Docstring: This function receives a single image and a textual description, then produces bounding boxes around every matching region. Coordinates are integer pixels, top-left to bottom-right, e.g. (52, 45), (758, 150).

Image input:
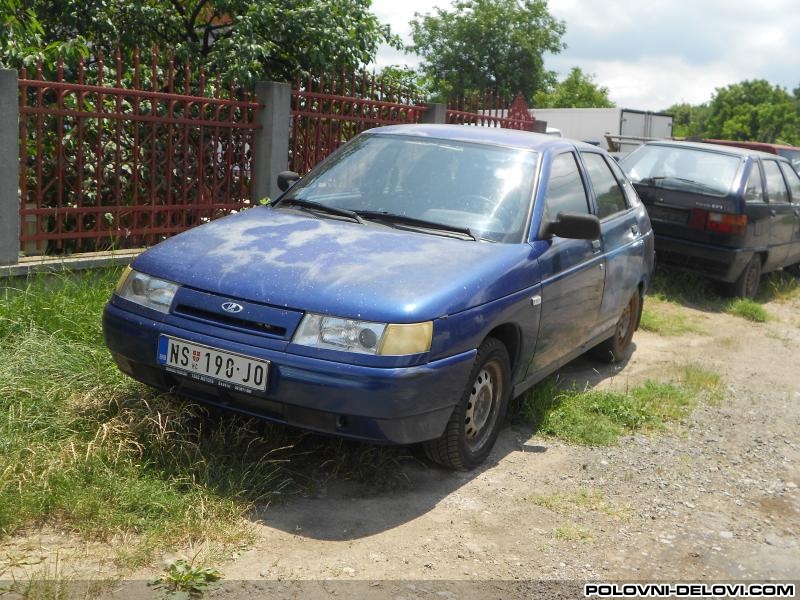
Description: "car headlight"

(293, 313), (432, 355)
(114, 267), (179, 314)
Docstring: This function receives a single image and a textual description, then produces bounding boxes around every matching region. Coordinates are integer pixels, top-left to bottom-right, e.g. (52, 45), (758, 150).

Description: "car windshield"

(280, 134), (539, 243)
(777, 149), (800, 175)
(622, 145), (742, 197)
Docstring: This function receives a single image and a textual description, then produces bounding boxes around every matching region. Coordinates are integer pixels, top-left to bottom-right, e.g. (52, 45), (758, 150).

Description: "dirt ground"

(4, 293), (799, 595)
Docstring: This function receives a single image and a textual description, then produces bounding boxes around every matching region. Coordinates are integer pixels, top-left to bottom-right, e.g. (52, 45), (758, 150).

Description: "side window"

(744, 163), (765, 203)
(607, 156), (642, 207)
(778, 161), (800, 202)
(763, 160), (789, 203)
(581, 152), (628, 219)
(543, 152), (589, 224)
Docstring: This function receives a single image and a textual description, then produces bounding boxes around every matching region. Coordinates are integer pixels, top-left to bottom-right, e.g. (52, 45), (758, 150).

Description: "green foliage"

(639, 299), (705, 336)
(706, 80), (799, 145)
(1, 0), (399, 86)
(667, 101), (711, 138)
(726, 298), (769, 323)
(533, 67), (614, 108)
(408, 0), (565, 101)
(521, 366), (720, 445)
(151, 559), (222, 599)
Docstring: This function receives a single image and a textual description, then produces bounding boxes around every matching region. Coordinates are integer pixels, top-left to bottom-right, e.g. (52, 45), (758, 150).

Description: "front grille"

(174, 304), (287, 337)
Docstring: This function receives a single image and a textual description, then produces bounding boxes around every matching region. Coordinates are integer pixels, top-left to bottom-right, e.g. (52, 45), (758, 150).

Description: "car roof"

(368, 123), (602, 153)
(639, 139), (784, 160)
(704, 139), (800, 152)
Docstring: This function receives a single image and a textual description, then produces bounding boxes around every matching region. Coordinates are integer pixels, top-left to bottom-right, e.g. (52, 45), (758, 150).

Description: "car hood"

(132, 207), (542, 322)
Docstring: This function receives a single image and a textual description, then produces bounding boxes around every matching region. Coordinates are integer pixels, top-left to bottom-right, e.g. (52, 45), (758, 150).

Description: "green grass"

(521, 365), (723, 446)
(639, 299), (705, 336)
(726, 298), (769, 322)
(757, 271), (800, 304)
(528, 488), (631, 521)
(552, 524), (592, 543)
(649, 267), (783, 322)
(0, 269), (412, 568)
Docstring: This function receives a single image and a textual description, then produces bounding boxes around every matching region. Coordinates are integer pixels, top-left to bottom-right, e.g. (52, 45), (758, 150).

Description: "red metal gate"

(18, 48), (260, 254)
(290, 72), (427, 174)
(448, 92), (534, 130)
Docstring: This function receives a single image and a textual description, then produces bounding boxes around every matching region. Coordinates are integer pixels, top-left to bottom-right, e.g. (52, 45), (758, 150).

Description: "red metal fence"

(289, 72), (428, 174)
(18, 48), (260, 254)
(15, 53), (539, 257)
(448, 92), (534, 130)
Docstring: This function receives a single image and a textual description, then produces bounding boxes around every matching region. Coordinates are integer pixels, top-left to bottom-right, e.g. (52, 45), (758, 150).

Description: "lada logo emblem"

(221, 302), (244, 314)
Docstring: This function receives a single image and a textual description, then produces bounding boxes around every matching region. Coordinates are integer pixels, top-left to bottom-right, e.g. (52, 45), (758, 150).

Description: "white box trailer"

(531, 108), (673, 154)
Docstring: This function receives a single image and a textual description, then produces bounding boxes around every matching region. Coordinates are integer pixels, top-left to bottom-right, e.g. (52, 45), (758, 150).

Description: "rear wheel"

(423, 338), (510, 471)
(786, 263), (800, 277)
(591, 289), (641, 363)
(724, 255), (762, 299)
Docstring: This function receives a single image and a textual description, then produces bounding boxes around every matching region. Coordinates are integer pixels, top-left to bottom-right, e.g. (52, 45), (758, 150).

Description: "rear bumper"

(654, 235), (752, 282)
(103, 302), (476, 445)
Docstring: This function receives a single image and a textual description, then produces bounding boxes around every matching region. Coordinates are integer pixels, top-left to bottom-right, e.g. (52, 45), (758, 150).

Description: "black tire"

(423, 338), (510, 471)
(591, 288), (641, 363)
(724, 255), (762, 299)
(786, 263), (800, 277)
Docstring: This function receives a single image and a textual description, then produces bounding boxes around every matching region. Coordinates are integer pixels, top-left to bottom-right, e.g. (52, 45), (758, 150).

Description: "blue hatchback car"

(104, 124), (654, 470)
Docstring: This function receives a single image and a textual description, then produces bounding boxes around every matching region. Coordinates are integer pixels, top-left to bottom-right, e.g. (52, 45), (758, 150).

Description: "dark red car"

(704, 140), (800, 176)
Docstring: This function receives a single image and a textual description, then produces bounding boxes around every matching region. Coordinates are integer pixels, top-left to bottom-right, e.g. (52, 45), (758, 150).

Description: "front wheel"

(591, 289), (641, 363)
(423, 338), (510, 470)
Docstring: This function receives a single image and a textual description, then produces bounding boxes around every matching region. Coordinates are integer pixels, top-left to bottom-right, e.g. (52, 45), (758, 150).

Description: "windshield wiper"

(273, 197), (364, 224)
(354, 210), (479, 241)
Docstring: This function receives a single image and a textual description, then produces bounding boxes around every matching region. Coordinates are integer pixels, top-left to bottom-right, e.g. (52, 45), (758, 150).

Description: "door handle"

(794, 209), (800, 216)
(770, 209), (777, 217)
(631, 224), (640, 236)
(591, 239), (601, 253)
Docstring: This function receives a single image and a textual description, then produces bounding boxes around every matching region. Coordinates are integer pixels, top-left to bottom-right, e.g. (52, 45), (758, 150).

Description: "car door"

(778, 161), (800, 266)
(762, 159), (794, 269)
(527, 151), (605, 376)
(579, 151), (644, 335)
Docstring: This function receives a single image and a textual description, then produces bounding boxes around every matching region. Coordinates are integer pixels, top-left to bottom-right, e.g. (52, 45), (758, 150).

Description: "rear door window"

(763, 160), (790, 203)
(744, 163), (765, 203)
(581, 152), (628, 219)
(778, 161), (800, 201)
(543, 152), (590, 224)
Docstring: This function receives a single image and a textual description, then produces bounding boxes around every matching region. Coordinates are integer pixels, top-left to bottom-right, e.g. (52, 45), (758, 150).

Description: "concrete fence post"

(251, 81), (291, 204)
(0, 69), (19, 267)
(420, 103), (447, 124)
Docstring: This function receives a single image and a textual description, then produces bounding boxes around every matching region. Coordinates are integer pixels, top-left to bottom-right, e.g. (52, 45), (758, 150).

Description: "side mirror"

(545, 211), (601, 240)
(277, 171), (301, 192)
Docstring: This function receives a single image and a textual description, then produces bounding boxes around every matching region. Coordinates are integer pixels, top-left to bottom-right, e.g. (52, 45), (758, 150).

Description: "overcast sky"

(370, 0), (800, 111)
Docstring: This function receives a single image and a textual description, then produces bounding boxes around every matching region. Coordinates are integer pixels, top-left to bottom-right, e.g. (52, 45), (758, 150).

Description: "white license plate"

(157, 336), (269, 393)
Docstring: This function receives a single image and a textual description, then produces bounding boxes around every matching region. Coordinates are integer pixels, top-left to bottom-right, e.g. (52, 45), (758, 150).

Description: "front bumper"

(654, 235), (752, 283)
(103, 303), (476, 445)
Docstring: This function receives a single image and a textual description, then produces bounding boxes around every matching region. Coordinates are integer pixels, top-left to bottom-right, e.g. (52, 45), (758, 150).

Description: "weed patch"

(529, 488), (631, 521)
(552, 525), (592, 543)
(639, 299), (705, 336)
(726, 298), (769, 322)
(521, 366), (723, 446)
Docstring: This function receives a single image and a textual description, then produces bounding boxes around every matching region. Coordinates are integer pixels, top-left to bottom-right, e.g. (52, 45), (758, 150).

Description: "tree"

(408, 0), (565, 101)
(665, 102), (711, 138)
(532, 67), (613, 108)
(0, 0), (400, 86)
(706, 80), (799, 145)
